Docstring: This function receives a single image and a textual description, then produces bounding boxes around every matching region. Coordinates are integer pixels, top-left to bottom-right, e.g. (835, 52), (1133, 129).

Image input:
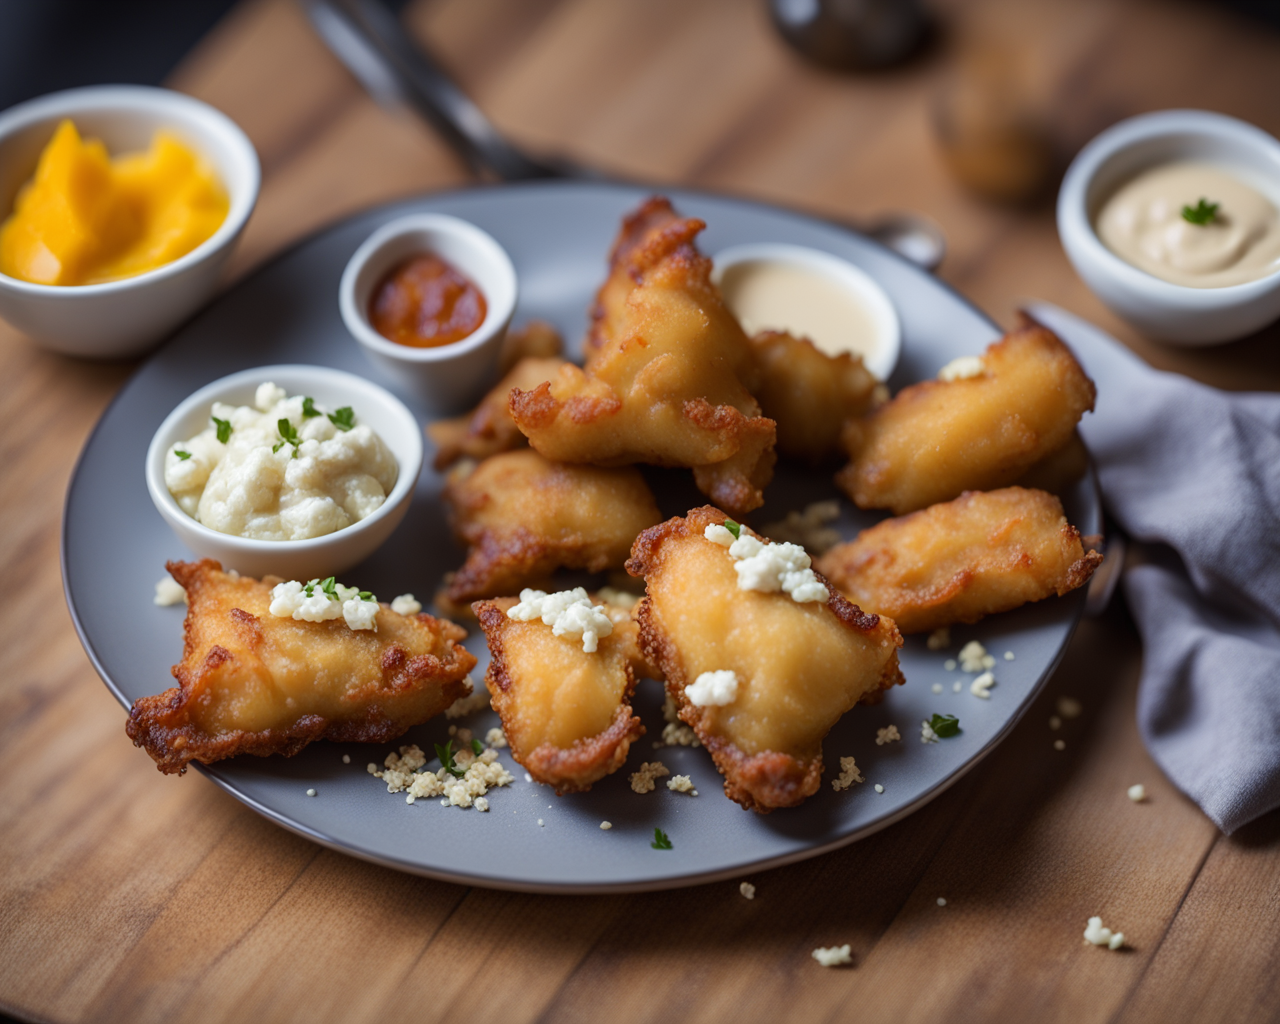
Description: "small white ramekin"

(145, 364), (423, 581)
(339, 213), (517, 413)
(1058, 109), (1280, 346)
(0, 85), (259, 358)
(711, 242), (901, 381)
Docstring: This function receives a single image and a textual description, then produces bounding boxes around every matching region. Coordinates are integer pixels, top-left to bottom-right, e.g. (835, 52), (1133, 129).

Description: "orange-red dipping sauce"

(369, 253), (487, 348)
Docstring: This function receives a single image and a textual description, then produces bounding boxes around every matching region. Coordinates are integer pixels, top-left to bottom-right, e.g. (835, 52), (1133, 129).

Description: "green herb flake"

(274, 418), (301, 458)
(301, 396), (321, 418)
(434, 740), (465, 779)
(723, 519), (742, 540)
(328, 406), (355, 431)
(211, 416), (232, 444)
(174, 449), (191, 461)
(319, 576), (338, 600)
(471, 738), (484, 756)
(1182, 198), (1220, 226)
(358, 590), (375, 602)
(929, 713), (961, 739)
(651, 827), (673, 850)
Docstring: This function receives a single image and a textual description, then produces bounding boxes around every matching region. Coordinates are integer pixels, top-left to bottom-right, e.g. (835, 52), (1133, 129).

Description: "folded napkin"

(1026, 302), (1280, 833)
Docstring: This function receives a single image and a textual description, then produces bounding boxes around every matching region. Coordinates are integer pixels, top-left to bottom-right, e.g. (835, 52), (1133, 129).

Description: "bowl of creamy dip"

(1058, 109), (1280, 345)
(145, 365), (422, 579)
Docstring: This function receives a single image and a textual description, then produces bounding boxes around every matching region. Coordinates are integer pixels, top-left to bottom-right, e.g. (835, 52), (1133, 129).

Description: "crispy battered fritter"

(815, 487), (1104, 634)
(1016, 429), (1090, 496)
(498, 319), (563, 375)
(837, 325), (1096, 514)
(127, 560), (476, 774)
(476, 598), (644, 794)
(442, 449), (662, 604)
(427, 356), (567, 470)
(509, 197), (776, 517)
(627, 507), (903, 813)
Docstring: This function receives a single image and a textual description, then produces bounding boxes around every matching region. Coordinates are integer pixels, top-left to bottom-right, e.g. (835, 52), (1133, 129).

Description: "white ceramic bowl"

(339, 213), (517, 413)
(145, 365), (423, 580)
(711, 242), (901, 380)
(0, 85), (259, 358)
(1058, 109), (1280, 346)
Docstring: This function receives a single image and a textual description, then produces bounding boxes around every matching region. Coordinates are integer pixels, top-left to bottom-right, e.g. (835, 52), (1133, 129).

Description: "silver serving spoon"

(303, 0), (945, 271)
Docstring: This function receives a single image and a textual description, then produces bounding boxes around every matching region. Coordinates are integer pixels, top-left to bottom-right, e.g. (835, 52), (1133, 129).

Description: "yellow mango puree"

(0, 120), (228, 286)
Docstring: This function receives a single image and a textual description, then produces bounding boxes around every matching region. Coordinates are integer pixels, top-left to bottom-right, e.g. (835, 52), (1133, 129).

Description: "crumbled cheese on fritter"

(831, 756), (863, 791)
(1058, 696), (1083, 718)
(876, 725), (901, 745)
(760, 500), (843, 555)
(705, 523), (736, 546)
(740, 881), (756, 900)
(687, 669), (739, 707)
(730, 535), (830, 603)
(595, 586), (640, 609)
(486, 727), (508, 749)
(390, 593), (421, 615)
(812, 945), (852, 967)
(921, 720), (939, 744)
(445, 675), (489, 718)
(630, 761), (670, 793)
(154, 577), (187, 606)
(653, 695), (700, 748)
(507, 587), (613, 652)
(970, 671), (995, 699)
(1084, 916), (1125, 950)
(926, 627), (951, 651)
(1128, 784), (1147, 802)
(667, 775), (696, 795)
(938, 355), (985, 381)
(370, 743), (513, 809)
(958, 640), (996, 672)
(269, 577), (379, 631)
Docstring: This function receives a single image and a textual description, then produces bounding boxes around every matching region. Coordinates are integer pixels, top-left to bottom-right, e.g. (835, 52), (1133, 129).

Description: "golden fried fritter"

(837, 325), (1096, 514)
(442, 449), (662, 604)
(427, 356), (567, 470)
(749, 330), (882, 461)
(627, 507), (903, 813)
(510, 197), (776, 517)
(1015, 429), (1090, 496)
(499, 319), (563, 374)
(127, 560), (476, 774)
(476, 597), (644, 794)
(815, 487), (1104, 634)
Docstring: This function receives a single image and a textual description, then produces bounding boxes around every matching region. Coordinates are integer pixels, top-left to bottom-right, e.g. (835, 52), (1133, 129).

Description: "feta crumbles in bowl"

(146, 365), (422, 579)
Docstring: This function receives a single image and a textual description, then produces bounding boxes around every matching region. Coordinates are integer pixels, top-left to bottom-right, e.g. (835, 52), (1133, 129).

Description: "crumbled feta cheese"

(931, 683), (944, 694)
(920, 720), (939, 744)
(342, 754), (350, 764)
(306, 788), (317, 797)
(537, 819), (544, 827)
(390, 593), (422, 615)
(1084, 916), (1125, 950)
(1058, 696), (1083, 718)
(704, 523), (737, 546)
(831, 756), (863, 791)
(370, 743), (513, 809)
(1054, 740), (1066, 751)
(268, 577), (380, 631)
(474, 797), (489, 812)
(595, 586), (640, 609)
(1004, 651), (1015, 661)
(446, 675), (490, 718)
(874, 784), (884, 793)
(485, 727), (508, 749)
(958, 640), (996, 672)
(812, 945), (853, 967)
(1049, 716), (1062, 730)
(970, 671), (995, 699)
(760, 500), (843, 555)
(255, 382), (286, 409)
(937, 898), (947, 906)
(944, 659), (957, 671)
(506, 587), (613, 652)
(927, 627), (951, 651)
(1128, 784), (1147, 802)
(600, 821), (613, 830)
(630, 761), (670, 794)
(938, 355), (985, 381)
(687, 669), (739, 707)
(740, 881), (756, 900)
(875, 725), (901, 745)
(667, 775), (696, 794)
(154, 577), (187, 606)
(733, 539), (830, 603)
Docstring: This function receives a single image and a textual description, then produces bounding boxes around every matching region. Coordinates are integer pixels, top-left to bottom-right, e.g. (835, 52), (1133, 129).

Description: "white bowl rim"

(339, 211), (518, 364)
(710, 240), (903, 380)
(144, 364), (423, 556)
(1058, 108), (1280, 301)
(0, 84), (260, 296)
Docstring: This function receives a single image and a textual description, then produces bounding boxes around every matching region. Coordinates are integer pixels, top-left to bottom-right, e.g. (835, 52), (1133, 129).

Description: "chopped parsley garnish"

(471, 738), (484, 756)
(723, 519), (742, 540)
(358, 590), (374, 601)
(174, 449), (191, 461)
(651, 827), (673, 850)
(1182, 198), (1219, 226)
(928, 713), (961, 738)
(328, 406), (355, 431)
(434, 740), (466, 779)
(212, 416), (232, 444)
(303, 580), (316, 598)
(273, 418), (301, 457)
(319, 576), (338, 599)
(301, 396), (321, 418)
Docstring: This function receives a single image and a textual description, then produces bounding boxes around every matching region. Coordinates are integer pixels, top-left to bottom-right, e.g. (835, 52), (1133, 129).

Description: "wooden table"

(4, 1), (1279, 1021)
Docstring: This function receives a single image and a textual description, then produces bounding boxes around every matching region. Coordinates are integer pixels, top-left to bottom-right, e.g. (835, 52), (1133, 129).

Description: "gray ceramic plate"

(64, 181), (1099, 893)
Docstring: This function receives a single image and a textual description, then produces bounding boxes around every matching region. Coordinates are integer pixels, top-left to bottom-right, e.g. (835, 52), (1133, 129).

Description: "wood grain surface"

(3, 1), (1279, 1021)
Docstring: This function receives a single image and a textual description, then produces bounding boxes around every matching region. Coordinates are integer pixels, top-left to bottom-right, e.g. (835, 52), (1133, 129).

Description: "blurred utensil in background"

(303, 0), (946, 271)
(768, 0), (930, 71)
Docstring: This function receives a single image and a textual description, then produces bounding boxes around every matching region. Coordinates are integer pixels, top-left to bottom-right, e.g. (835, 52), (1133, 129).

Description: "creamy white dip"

(164, 382), (398, 541)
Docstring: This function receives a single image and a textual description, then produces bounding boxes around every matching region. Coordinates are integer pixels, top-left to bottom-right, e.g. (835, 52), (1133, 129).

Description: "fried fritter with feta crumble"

(127, 560), (476, 774)
(475, 597), (645, 794)
(626, 507), (904, 813)
(837, 324), (1096, 514)
(816, 487), (1103, 634)
(441, 448), (662, 604)
(509, 197), (777, 517)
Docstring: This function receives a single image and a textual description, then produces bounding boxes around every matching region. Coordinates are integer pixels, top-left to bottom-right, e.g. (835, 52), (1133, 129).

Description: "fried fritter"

(1015, 429), (1090, 496)
(627, 507), (904, 813)
(837, 325), (1096, 514)
(749, 330), (882, 461)
(815, 487), (1104, 634)
(442, 448), (662, 604)
(510, 197), (776, 517)
(499, 319), (563, 374)
(476, 597), (644, 794)
(127, 560), (476, 775)
(427, 356), (567, 470)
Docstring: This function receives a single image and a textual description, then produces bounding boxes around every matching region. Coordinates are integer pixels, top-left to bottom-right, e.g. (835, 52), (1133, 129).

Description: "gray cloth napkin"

(1026, 302), (1280, 833)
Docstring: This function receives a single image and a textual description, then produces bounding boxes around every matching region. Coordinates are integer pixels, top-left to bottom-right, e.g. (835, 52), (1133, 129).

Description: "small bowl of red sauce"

(339, 212), (516, 411)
